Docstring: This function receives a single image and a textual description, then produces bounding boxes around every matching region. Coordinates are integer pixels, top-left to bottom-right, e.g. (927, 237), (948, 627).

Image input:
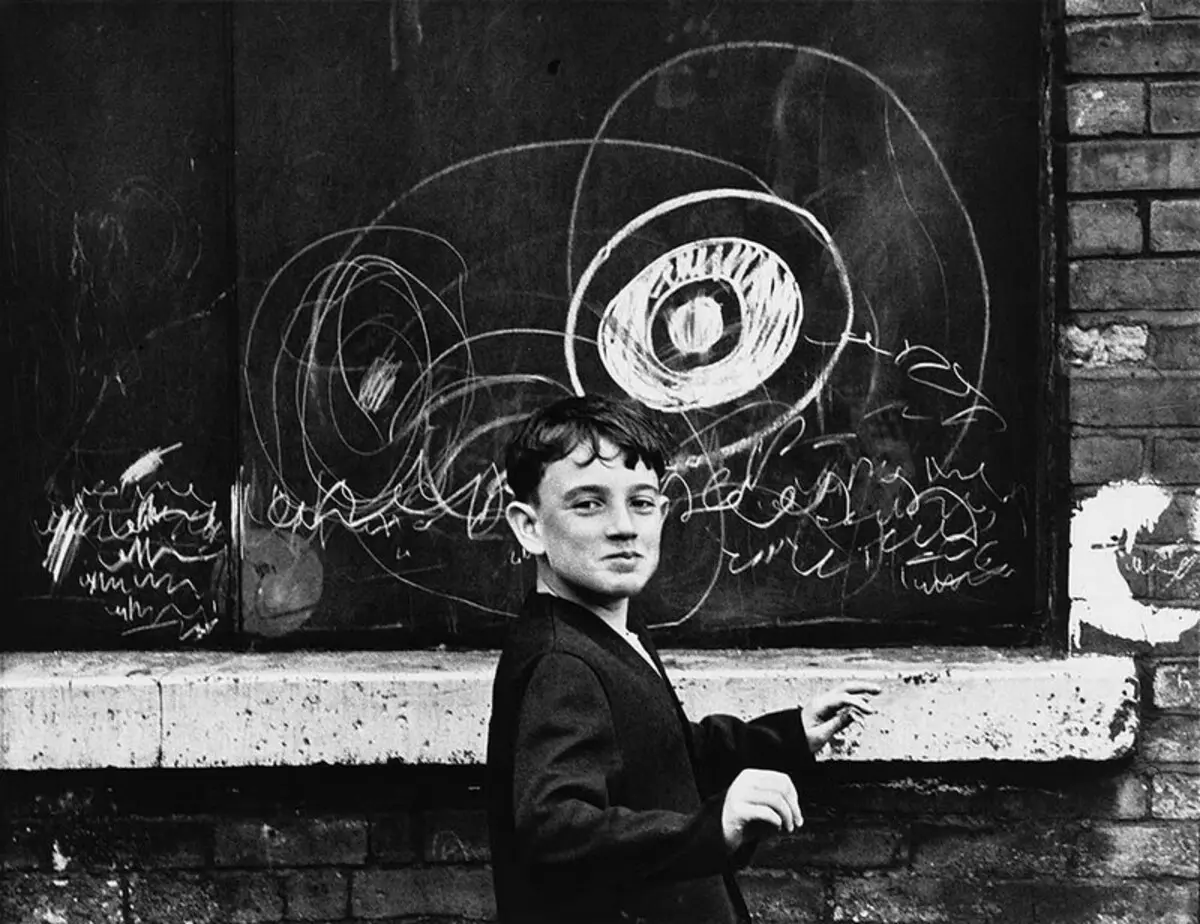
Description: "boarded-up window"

(3, 0), (1049, 650)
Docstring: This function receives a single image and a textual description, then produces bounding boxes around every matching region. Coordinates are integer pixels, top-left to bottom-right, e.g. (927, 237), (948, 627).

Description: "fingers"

(722, 768), (802, 851)
(808, 681), (883, 722)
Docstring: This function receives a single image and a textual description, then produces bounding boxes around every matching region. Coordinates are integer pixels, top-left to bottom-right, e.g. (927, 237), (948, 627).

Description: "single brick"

(741, 872), (825, 923)
(1152, 82), (1200, 134)
(1070, 377), (1200, 427)
(1152, 200), (1200, 251)
(1152, 771), (1200, 818)
(832, 873), (1034, 923)
(1069, 199), (1143, 254)
(910, 824), (1076, 879)
(128, 871), (285, 924)
(0, 873), (124, 924)
(1153, 0), (1200, 14)
(215, 817), (367, 867)
(1151, 439), (1200, 485)
(1071, 435), (1145, 483)
(1068, 139), (1200, 193)
(1061, 322), (1148, 366)
(1155, 659), (1200, 710)
(1067, 82), (1146, 136)
(1076, 821), (1200, 877)
(1153, 325), (1200, 368)
(422, 808), (490, 862)
(1067, 0), (1143, 13)
(992, 772), (1149, 820)
(753, 823), (906, 870)
(285, 869), (349, 922)
(1030, 880), (1199, 924)
(1070, 258), (1200, 310)
(1142, 714), (1200, 762)
(1067, 21), (1200, 74)
(352, 867), (496, 920)
(368, 813), (417, 863)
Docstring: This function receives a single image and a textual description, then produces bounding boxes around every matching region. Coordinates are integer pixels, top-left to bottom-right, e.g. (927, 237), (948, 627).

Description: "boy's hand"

(721, 768), (802, 852)
(803, 681), (883, 753)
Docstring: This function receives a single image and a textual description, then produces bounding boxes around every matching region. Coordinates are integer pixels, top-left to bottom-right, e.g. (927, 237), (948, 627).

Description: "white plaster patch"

(50, 839), (69, 873)
(1061, 323), (1148, 367)
(1069, 480), (1200, 648)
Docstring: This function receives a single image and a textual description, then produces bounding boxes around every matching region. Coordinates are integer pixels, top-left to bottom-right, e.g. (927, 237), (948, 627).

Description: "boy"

(486, 394), (880, 923)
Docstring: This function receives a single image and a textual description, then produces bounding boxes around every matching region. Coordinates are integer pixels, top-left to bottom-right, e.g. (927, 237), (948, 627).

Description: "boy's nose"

(606, 504), (636, 537)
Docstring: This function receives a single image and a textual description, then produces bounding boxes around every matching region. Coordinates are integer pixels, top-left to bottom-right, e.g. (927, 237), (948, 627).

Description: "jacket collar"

(525, 590), (660, 678)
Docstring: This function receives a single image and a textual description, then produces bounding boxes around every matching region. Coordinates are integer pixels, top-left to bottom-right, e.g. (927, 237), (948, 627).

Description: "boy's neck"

(535, 575), (630, 630)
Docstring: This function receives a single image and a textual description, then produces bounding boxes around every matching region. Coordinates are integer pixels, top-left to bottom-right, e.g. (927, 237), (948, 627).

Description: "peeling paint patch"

(1060, 323), (1147, 367)
(1070, 480), (1200, 648)
(50, 839), (69, 872)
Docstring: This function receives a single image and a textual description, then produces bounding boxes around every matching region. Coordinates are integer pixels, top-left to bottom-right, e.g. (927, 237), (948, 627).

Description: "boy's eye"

(631, 496), (660, 512)
(572, 498), (603, 512)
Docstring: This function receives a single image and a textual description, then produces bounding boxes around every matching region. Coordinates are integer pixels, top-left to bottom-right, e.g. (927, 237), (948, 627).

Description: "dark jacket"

(486, 592), (816, 923)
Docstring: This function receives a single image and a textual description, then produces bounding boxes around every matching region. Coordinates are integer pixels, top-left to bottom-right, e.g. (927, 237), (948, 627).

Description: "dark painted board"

(236, 0), (1045, 648)
(5, 0), (1046, 649)
(2, 3), (236, 648)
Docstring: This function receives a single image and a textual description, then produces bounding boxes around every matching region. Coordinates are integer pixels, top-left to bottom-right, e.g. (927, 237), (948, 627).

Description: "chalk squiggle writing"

(678, 446), (1016, 598)
(40, 479), (225, 641)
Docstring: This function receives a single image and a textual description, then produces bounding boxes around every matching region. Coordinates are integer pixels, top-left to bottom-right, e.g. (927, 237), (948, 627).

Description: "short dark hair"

(504, 395), (675, 504)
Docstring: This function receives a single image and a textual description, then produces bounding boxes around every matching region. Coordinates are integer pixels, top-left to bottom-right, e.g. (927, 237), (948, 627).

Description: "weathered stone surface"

(0, 653), (160, 769)
(1068, 139), (1200, 192)
(1070, 258), (1200, 311)
(0, 873), (123, 924)
(1030, 880), (1199, 924)
(1070, 376), (1200, 427)
(1069, 199), (1143, 254)
(832, 874), (1034, 923)
(214, 817), (367, 867)
(1152, 81), (1200, 134)
(352, 867), (496, 920)
(1061, 323), (1148, 367)
(1152, 771), (1200, 818)
(1076, 821), (1200, 877)
(284, 868), (349, 922)
(1154, 659), (1200, 710)
(1, 650), (1140, 767)
(1152, 200), (1200, 251)
(1071, 435), (1145, 484)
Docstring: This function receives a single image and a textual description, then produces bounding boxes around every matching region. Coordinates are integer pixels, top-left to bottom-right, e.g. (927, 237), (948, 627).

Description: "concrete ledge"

(0, 649), (1139, 770)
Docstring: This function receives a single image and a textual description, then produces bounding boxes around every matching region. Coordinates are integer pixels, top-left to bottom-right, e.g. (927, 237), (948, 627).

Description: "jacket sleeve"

(512, 651), (731, 886)
(688, 709), (818, 797)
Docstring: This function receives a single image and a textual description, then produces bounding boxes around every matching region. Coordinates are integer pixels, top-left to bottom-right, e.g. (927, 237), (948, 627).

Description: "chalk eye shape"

(596, 237), (803, 413)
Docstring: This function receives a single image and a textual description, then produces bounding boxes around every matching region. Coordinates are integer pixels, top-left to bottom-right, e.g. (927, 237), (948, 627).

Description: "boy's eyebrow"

(561, 484), (612, 500)
(560, 481), (661, 500)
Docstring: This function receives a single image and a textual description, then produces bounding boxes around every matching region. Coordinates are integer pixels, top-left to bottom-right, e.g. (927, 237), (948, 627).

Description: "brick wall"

(2, 748), (1197, 924)
(4, 3), (1200, 924)
(1058, 0), (1200, 920)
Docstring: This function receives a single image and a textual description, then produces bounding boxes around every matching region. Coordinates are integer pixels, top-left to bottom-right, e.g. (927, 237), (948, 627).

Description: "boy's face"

(506, 436), (668, 613)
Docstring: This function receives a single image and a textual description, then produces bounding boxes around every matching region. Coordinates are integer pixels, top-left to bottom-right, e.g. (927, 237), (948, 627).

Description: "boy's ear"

(505, 500), (545, 557)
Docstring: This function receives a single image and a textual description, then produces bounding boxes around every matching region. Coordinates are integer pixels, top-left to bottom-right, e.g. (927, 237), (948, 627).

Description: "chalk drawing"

(40, 459), (227, 641)
(239, 41), (1018, 631)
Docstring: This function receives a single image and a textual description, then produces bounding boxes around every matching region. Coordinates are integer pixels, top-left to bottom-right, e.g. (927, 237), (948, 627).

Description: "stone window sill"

(0, 649), (1138, 770)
